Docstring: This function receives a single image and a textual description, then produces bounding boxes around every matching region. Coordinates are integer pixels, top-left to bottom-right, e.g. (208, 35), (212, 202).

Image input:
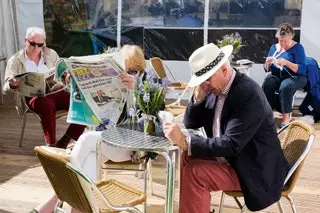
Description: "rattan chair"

(218, 120), (315, 213)
(97, 140), (152, 213)
(34, 146), (146, 213)
(19, 99), (68, 147)
(149, 57), (191, 117)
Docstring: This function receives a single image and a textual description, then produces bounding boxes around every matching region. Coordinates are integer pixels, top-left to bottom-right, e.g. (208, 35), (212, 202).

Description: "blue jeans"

(262, 74), (307, 113)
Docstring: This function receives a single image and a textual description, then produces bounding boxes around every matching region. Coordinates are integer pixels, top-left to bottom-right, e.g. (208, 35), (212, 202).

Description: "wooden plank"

(0, 93), (320, 212)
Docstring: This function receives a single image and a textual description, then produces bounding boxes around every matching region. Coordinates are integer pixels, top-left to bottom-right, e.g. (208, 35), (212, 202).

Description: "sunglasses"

(127, 69), (139, 76)
(28, 40), (44, 47)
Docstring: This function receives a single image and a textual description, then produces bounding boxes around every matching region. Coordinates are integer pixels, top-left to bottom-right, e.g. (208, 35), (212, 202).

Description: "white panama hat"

(188, 43), (233, 87)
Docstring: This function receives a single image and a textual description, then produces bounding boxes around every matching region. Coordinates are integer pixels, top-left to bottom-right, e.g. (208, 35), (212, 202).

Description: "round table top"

(101, 126), (178, 152)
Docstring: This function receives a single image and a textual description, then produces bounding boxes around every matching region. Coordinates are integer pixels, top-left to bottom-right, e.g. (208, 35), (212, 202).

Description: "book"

(55, 53), (128, 126)
(14, 68), (65, 97)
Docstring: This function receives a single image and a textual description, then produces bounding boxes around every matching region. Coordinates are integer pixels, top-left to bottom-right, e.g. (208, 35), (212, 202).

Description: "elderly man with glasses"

(3, 26), (86, 148)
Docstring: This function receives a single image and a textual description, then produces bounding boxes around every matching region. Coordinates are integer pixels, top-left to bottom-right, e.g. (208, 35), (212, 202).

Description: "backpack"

(299, 57), (320, 122)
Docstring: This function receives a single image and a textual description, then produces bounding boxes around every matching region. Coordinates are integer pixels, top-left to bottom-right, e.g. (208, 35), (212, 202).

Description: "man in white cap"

(163, 43), (289, 213)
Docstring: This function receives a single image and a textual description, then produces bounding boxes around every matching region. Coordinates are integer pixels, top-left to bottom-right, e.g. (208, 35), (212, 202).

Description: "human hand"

(193, 82), (210, 103)
(120, 74), (134, 89)
(63, 71), (71, 84)
(276, 58), (288, 67)
(163, 122), (187, 149)
(8, 77), (20, 88)
(265, 57), (274, 63)
(264, 57), (274, 72)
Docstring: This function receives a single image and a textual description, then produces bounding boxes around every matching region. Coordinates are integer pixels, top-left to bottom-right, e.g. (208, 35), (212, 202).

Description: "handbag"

(299, 92), (320, 122)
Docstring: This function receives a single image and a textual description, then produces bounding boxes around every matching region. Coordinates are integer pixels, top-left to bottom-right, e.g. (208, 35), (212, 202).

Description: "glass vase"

(144, 118), (156, 135)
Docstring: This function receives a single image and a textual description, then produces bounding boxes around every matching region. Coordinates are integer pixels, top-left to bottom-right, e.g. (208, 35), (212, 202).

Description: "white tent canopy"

(0, 0), (44, 97)
(0, 0), (320, 103)
(0, 0), (18, 101)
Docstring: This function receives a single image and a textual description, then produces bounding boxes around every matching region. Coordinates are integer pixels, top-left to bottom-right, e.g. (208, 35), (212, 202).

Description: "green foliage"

(217, 32), (244, 55)
(134, 73), (168, 116)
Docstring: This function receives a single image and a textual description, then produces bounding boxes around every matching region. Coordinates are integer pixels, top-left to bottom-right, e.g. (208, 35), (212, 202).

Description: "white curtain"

(300, 0), (320, 62)
(0, 0), (19, 95)
(15, 0), (44, 48)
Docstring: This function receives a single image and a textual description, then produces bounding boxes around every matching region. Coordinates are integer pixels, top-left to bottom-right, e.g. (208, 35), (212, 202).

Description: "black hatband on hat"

(195, 52), (225, 77)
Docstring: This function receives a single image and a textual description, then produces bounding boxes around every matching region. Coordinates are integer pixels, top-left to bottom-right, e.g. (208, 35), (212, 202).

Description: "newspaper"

(55, 54), (128, 126)
(14, 68), (65, 97)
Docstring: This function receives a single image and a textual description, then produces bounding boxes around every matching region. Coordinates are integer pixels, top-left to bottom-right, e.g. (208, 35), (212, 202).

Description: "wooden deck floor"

(0, 93), (320, 213)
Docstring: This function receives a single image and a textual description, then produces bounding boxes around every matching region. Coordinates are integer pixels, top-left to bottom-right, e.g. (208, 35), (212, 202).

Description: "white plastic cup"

(158, 111), (174, 123)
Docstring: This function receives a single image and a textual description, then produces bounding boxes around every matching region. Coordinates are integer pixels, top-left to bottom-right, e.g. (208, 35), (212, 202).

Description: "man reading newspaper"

(13, 67), (65, 97)
(3, 27), (85, 148)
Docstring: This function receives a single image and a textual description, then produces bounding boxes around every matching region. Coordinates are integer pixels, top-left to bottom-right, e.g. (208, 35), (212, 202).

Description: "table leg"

(245, 68), (250, 77)
(158, 150), (176, 213)
(96, 140), (103, 180)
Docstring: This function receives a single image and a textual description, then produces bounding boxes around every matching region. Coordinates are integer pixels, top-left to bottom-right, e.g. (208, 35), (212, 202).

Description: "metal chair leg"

(233, 197), (246, 213)
(287, 195), (298, 213)
(277, 200), (285, 213)
(218, 192), (225, 213)
(144, 167), (148, 213)
(241, 204), (247, 213)
(19, 114), (27, 147)
(53, 200), (66, 213)
(233, 197), (243, 209)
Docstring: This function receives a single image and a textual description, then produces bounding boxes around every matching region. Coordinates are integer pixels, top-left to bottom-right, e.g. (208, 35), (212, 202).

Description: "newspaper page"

(56, 58), (98, 126)
(57, 54), (128, 126)
(67, 79), (100, 126)
(14, 68), (65, 97)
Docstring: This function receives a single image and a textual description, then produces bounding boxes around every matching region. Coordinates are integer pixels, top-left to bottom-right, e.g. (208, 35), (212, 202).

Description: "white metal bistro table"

(101, 126), (179, 213)
(231, 60), (254, 77)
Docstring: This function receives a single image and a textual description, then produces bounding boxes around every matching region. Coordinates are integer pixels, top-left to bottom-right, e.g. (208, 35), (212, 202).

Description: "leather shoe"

(55, 135), (71, 149)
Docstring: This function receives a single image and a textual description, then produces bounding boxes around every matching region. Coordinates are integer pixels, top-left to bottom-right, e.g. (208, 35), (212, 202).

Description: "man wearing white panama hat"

(163, 43), (289, 213)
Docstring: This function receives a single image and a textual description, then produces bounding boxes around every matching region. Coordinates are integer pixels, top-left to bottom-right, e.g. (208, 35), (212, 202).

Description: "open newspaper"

(14, 68), (65, 97)
(55, 54), (128, 126)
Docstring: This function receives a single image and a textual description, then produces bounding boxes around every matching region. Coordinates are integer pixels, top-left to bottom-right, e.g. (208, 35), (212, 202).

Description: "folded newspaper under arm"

(14, 68), (65, 97)
(55, 54), (129, 127)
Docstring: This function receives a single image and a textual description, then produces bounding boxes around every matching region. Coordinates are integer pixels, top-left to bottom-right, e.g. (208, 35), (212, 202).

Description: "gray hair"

(275, 23), (295, 39)
(25, 27), (46, 40)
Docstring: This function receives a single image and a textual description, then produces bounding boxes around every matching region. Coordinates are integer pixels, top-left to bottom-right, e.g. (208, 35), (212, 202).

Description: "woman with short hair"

(262, 23), (307, 127)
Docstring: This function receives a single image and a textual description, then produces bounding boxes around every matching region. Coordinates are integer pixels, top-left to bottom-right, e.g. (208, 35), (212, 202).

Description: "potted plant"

(217, 32), (243, 60)
(133, 72), (169, 135)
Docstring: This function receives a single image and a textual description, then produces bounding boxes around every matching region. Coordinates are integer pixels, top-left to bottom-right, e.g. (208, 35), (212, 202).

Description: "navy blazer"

(184, 72), (289, 211)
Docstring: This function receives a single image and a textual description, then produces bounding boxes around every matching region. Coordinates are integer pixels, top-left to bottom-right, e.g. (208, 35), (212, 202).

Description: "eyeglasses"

(28, 40), (44, 47)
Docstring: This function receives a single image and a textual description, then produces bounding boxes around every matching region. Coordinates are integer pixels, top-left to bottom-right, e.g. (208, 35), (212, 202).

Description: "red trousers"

(28, 90), (85, 145)
(179, 151), (241, 213)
